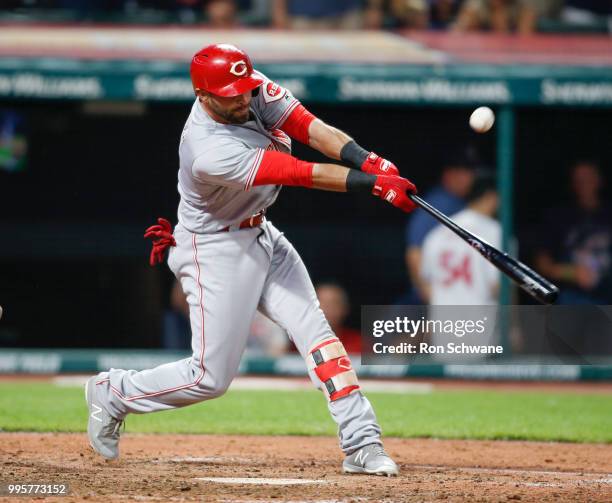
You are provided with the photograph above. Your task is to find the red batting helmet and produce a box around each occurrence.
[190,43,264,97]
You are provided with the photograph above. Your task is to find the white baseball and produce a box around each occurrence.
[469,106,495,133]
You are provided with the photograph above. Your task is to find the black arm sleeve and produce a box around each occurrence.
[346,169,376,193]
[340,140,370,170]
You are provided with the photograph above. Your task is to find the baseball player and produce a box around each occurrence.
[85,43,417,476]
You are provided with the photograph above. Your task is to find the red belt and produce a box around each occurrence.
[220,211,265,232]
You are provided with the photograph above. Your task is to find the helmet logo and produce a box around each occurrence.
[229,60,248,77]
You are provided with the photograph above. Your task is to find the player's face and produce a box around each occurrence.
[205,91,252,124]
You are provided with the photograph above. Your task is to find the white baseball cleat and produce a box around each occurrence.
[342,443,399,477]
[85,376,123,460]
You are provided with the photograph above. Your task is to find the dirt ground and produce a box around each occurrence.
[1,433,611,503]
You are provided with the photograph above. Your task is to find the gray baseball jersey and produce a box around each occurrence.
[178,73,297,234]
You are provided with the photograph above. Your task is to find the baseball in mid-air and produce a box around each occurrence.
[469,106,495,133]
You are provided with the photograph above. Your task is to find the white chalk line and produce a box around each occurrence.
[158,456,254,465]
[195,477,327,486]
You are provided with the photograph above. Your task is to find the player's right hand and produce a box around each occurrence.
[372,175,418,213]
[362,152,400,177]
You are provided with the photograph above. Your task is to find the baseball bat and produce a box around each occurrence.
[409,194,559,305]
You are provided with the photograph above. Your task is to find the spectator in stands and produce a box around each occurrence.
[364,0,428,29]
[272,0,363,29]
[420,170,500,305]
[535,161,612,305]
[316,282,361,353]
[365,0,462,29]
[403,150,475,304]
[429,0,464,29]
[454,0,555,34]
[205,0,238,27]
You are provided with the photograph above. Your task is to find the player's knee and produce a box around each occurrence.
[207,382,229,399]
[188,362,231,399]
[307,337,360,401]
[193,375,230,399]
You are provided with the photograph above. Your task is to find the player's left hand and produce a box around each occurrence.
[361,152,400,177]
[372,175,418,213]
[144,217,176,266]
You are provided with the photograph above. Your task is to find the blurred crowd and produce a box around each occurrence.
[405,155,611,307]
[2,0,610,33]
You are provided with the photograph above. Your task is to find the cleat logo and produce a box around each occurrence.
[354,450,369,466]
[91,403,103,422]
[229,60,248,77]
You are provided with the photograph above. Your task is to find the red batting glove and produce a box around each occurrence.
[373,175,418,213]
[361,152,400,177]
[144,217,176,266]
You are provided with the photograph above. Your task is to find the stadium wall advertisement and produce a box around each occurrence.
[0,61,611,106]
[1,349,611,381]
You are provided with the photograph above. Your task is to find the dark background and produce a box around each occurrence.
[0,100,610,348]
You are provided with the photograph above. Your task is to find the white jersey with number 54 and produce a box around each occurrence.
[421,209,501,305]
